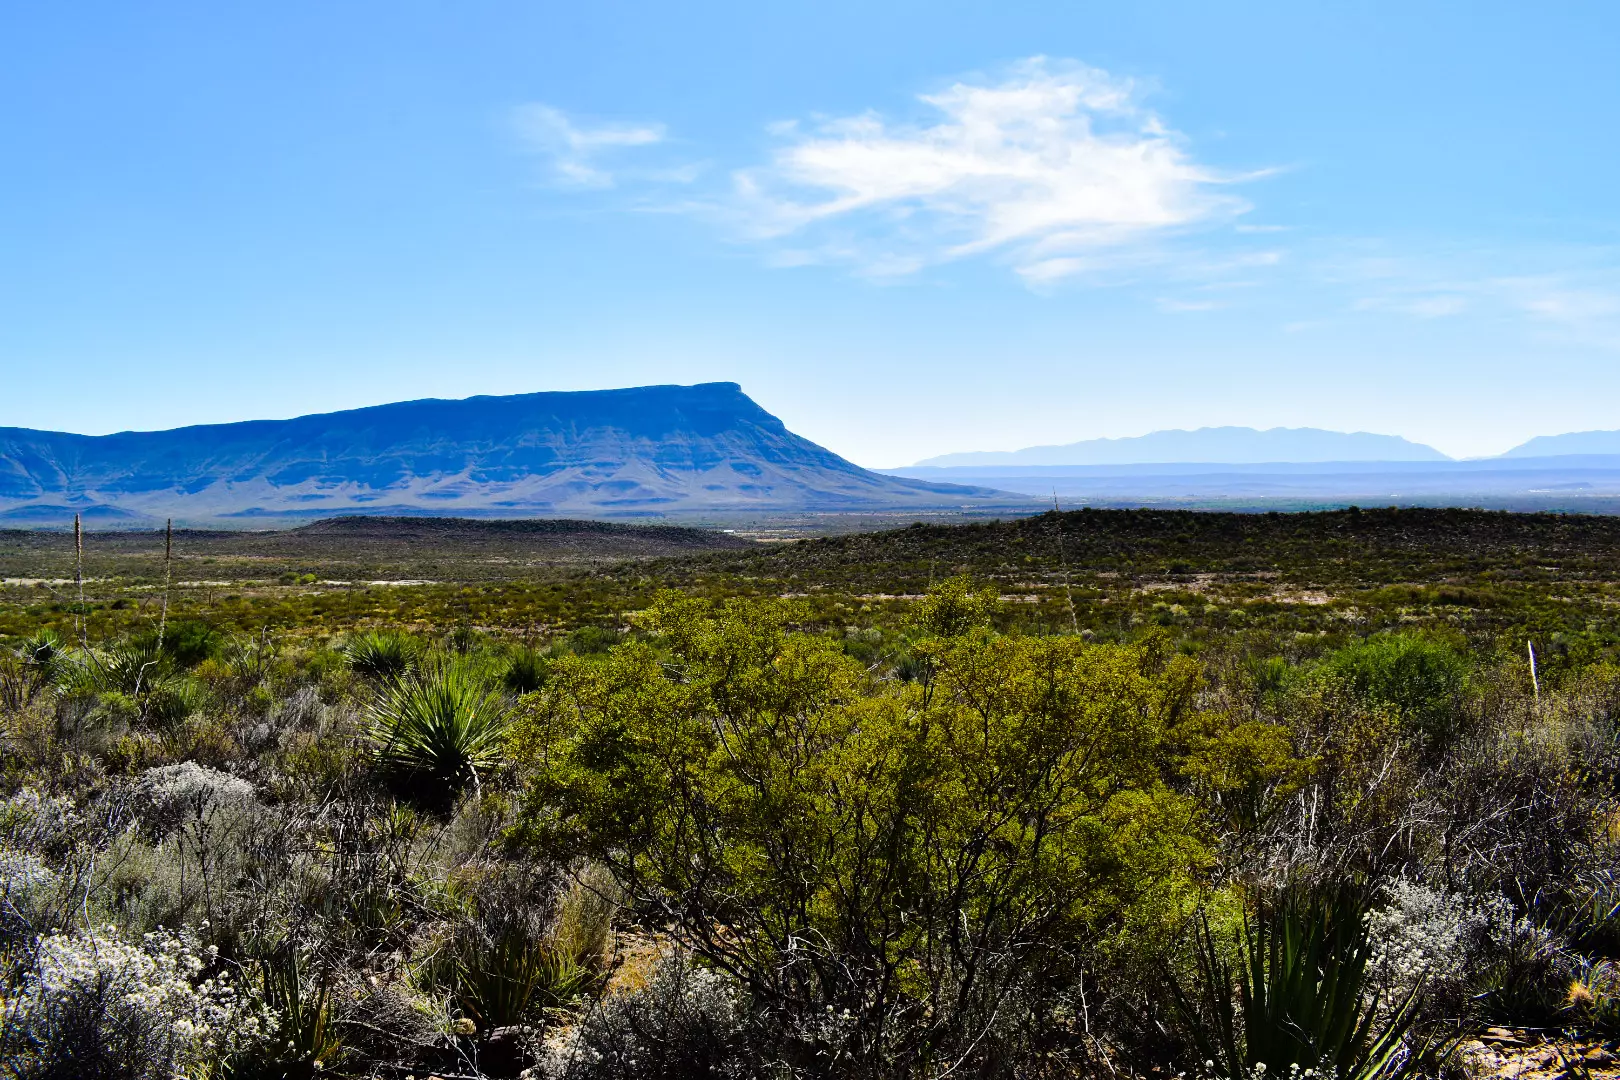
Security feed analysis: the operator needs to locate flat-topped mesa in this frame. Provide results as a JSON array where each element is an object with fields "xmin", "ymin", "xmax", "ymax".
[{"xmin": 0, "ymin": 382, "xmax": 1021, "ymax": 524}]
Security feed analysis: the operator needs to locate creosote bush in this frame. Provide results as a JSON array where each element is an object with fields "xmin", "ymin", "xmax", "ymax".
[{"xmin": 512, "ymin": 582, "xmax": 1213, "ymax": 1074}]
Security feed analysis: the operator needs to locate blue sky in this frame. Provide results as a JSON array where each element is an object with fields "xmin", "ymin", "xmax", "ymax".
[{"xmin": 2, "ymin": 2, "xmax": 1618, "ymax": 466}]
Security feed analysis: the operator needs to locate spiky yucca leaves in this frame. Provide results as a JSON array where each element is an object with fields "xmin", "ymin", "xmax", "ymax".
[
  {"xmin": 57, "ymin": 642, "xmax": 167, "ymax": 696},
  {"xmin": 368, "ymin": 663, "xmax": 509, "ymax": 801},
  {"xmin": 17, "ymin": 629, "xmax": 66, "ymax": 679},
  {"xmin": 501, "ymin": 647, "xmax": 551, "ymax": 695},
  {"xmin": 344, "ymin": 630, "xmax": 421, "ymax": 683},
  {"xmin": 449, "ymin": 918, "xmax": 588, "ymax": 1032},
  {"xmin": 1171, "ymin": 886, "xmax": 1432, "ymax": 1080},
  {"xmin": 249, "ymin": 945, "xmax": 344, "ymax": 1079}
]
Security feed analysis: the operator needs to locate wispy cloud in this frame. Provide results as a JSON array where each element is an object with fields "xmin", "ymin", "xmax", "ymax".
[
  {"xmin": 725, "ymin": 58, "xmax": 1250, "ymax": 279},
  {"xmin": 1504, "ymin": 280, "xmax": 1620, "ymax": 324},
  {"xmin": 1333, "ymin": 244, "xmax": 1620, "ymax": 342},
  {"xmin": 511, "ymin": 104, "xmax": 666, "ymax": 188}
]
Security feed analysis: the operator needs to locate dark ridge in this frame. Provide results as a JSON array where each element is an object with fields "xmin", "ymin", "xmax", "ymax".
[
  {"xmin": 293, "ymin": 514, "xmax": 753, "ymax": 547},
  {"xmin": 695, "ymin": 506, "xmax": 1620, "ymax": 590}
]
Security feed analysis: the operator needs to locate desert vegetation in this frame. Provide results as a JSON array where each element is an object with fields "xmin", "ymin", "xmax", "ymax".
[{"xmin": 2, "ymin": 509, "xmax": 1619, "ymax": 1078}]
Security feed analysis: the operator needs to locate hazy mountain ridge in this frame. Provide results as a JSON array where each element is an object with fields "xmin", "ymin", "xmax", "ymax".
[
  {"xmin": 0, "ymin": 383, "xmax": 1019, "ymax": 524},
  {"xmin": 915, "ymin": 426, "xmax": 1450, "ymax": 467},
  {"xmin": 886, "ymin": 454, "xmax": 1620, "ymax": 510},
  {"xmin": 1500, "ymin": 430, "xmax": 1620, "ymax": 458}
]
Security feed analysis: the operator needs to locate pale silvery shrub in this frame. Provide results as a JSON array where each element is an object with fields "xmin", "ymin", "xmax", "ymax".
[
  {"xmin": 134, "ymin": 763, "xmax": 257, "ymax": 847},
  {"xmin": 0, "ymin": 789, "xmax": 82, "ymax": 854},
  {"xmin": 1365, "ymin": 880, "xmax": 1483, "ymax": 1001},
  {"xmin": 541, "ymin": 950, "xmax": 750, "ymax": 1080},
  {"xmin": 0, "ymin": 923, "xmax": 266, "ymax": 1080},
  {"xmin": 136, "ymin": 763, "xmax": 255, "ymax": 810},
  {"xmin": 0, "ymin": 847, "xmax": 59, "ymax": 944},
  {"xmin": 0, "ymin": 848, "xmax": 56, "ymax": 895}
]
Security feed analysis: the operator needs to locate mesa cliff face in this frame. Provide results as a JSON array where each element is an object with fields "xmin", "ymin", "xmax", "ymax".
[{"xmin": 0, "ymin": 382, "xmax": 1014, "ymax": 524}]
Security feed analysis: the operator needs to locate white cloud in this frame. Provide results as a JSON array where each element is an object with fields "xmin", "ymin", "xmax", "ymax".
[
  {"xmin": 727, "ymin": 58, "xmax": 1248, "ymax": 279},
  {"xmin": 512, "ymin": 104, "xmax": 665, "ymax": 188}
]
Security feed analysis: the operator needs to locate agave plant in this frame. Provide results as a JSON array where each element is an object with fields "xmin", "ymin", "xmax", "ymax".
[
  {"xmin": 368, "ymin": 662, "xmax": 509, "ymax": 799},
  {"xmin": 344, "ymin": 630, "xmax": 421, "ymax": 683},
  {"xmin": 1170, "ymin": 886, "xmax": 1436, "ymax": 1080}
]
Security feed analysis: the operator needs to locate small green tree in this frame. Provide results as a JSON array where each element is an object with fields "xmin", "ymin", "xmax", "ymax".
[{"xmin": 512, "ymin": 583, "xmax": 1211, "ymax": 1074}]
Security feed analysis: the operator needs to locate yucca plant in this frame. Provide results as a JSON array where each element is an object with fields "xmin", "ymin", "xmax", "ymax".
[
  {"xmin": 344, "ymin": 630, "xmax": 421, "ymax": 683},
  {"xmin": 501, "ymin": 647, "xmax": 551, "ymax": 695},
  {"xmin": 1170, "ymin": 886, "xmax": 1434, "ymax": 1080},
  {"xmin": 57, "ymin": 642, "xmax": 166, "ymax": 697},
  {"xmin": 1566, "ymin": 959, "xmax": 1620, "ymax": 1033},
  {"xmin": 252, "ymin": 945, "xmax": 344, "ymax": 1079},
  {"xmin": 17, "ymin": 629, "xmax": 66, "ymax": 682},
  {"xmin": 447, "ymin": 915, "xmax": 590, "ymax": 1032},
  {"xmin": 368, "ymin": 662, "xmax": 509, "ymax": 800}
]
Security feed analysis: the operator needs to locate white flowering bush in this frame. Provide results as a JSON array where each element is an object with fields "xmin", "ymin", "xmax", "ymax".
[
  {"xmin": 0, "ymin": 789, "xmax": 82, "ymax": 855},
  {"xmin": 1364, "ymin": 881, "xmax": 1588, "ymax": 1024},
  {"xmin": 541, "ymin": 950, "xmax": 751, "ymax": 1080},
  {"xmin": 0, "ymin": 924, "xmax": 266, "ymax": 1079},
  {"xmin": 136, "ymin": 763, "xmax": 255, "ymax": 824},
  {"xmin": 1365, "ymin": 881, "xmax": 1484, "ymax": 1004}
]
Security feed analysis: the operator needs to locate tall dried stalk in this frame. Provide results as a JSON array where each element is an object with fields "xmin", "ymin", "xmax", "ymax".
[
  {"xmin": 1052, "ymin": 493, "xmax": 1079, "ymax": 635},
  {"xmin": 74, "ymin": 512, "xmax": 86, "ymax": 649},
  {"xmin": 156, "ymin": 519, "xmax": 173, "ymax": 654}
]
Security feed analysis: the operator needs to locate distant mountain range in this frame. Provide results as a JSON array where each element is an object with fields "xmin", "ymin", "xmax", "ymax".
[
  {"xmin": 891, "ymin": 425, "xmax": 1620, "ymax": 510},
  {"xmin": 11, "ymin": 390, "xmax": 1620, "ymax": 526},
  {"xmin": 913, "ymin": 426, "xmax": 1450, "ymax": 467},
  {"xmin": 0, "ymin": 383, "xmax": 1023, "ymax": 525},
  {"xmin": 1500, "ymin": 430, "xmax": 1620, "ymax": 458},
  {"xmin": 913, "ymin": 425, "xmax": 1620, "ymax": 467}
]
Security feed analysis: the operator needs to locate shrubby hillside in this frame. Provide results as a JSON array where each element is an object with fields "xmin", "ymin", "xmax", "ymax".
[{"xmin": 2, "ymin": 510, "xmax": 1619, "ymax": 1077}]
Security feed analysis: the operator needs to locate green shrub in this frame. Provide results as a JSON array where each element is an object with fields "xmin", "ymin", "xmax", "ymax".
[
  {"xmin": 1318, "ymin": 634, "xmax": 1470, "ymax": 745},
  {"xmin": 565, "ymin": 624, "xmax": 619, "ymax": 656},
  {"xmin": 156, "ymin": 619, "xmax": 221, "ymax": 668},
  {"xmin": 513, "ymin": 586, "xmax": 1210, "ymax": 1073},
  {"xmin": 501, "ymin": 647, "xmax": 551, "ymax": 695}
]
